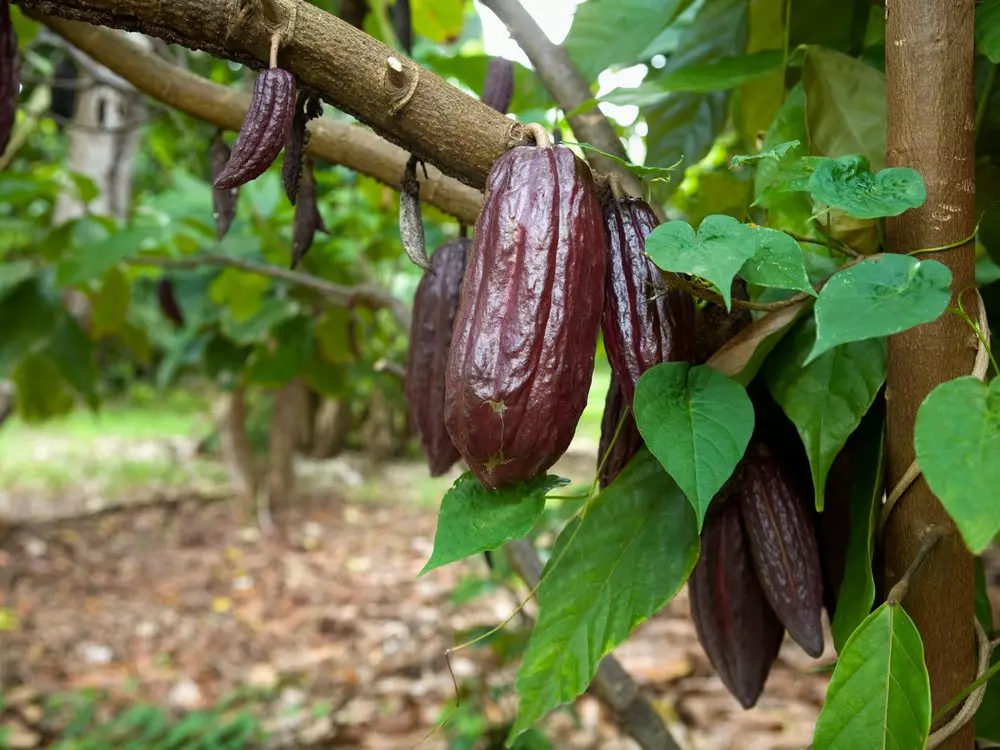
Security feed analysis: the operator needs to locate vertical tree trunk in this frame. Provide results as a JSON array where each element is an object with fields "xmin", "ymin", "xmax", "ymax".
[
  {"xmin": 884, "ymin": 3, "xmax": 977, "ymax": 746},
  {"xmin": 217, "ymin": 384, "xmax": 259, "ymax": 503},
  {"xmin": 263, "ymin": 379, "xmax": 302, "ymax": 530}
]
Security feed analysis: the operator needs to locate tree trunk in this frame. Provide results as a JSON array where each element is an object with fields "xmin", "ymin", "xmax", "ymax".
[
  {"xmin": 262, "ymin": 380, "xmax": 302, "ymax": 530},
  {"xmin": 217, "ymin": 384, "xmax": 259, "ymax": 502},
  {"xmin": 883, "ymin": 3, "xmax": 977, "ymax": 747}
]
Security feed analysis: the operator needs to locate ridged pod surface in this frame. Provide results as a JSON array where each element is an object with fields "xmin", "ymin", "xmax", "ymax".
[
  {"xmin": 597, "ymin": 371, "xmax": 644, "ymax": 489},
  {"xmin": 209, "ymin": 136, "xmax": 238, "ymax": 241},
  {"xmin": 213, "ymin": 68, "xmax": 296, "ymax": 190},
  {"xmin": 282, "ymin": 91, "xmax": 322, "ymax": 205},
  {"xmin": 481, "ymin": 57, "xmax": 514, "ymax": 115},
  {"xmin": 739, "ymin": 441, "xmax": 825, "ymax": 657},
  {"xmin": 444, "ymin": 143, "xmax": 606, "ymax": 489},
  {"xmin": 0, "ymin": 0, "xmax": 18, "ymax": 156},
  {"xmin": 689, "ymin": 494, "xmax": 785, "ymax": 709},
  {"xmin": 601, "ymin": 198, "xmax": 695, "ymax": 401},
  {"xmin": 291, "ymin": 158, "xmax": 328, "ymax": 269},
  {"xmin": 405, "ymin": 238, "xmax": 470, "ymax": 476}
]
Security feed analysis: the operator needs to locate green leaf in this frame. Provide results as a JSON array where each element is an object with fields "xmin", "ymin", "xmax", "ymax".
[
  {"xmin": 409, "ymin": 0, "xmax": 465, "ymax": 43},
  {"xmin": 55, "ymin": 226, "xmax": 155, "ymax": 286},
  {"xmin": 976, "ymin": 0, "xmax": 1000, "ymax": 63},
  {"xmin": 802, "ymin": 46, "xmax": 886, "ymax": 170},
  {"xmin": 209, "ymin": 268, "xmax": 271, "ymax": 323},
  {"xmin": 419, "ymin": 473, "xmax": 567, "ymax": 576},
  {"xmin": 90, "ymin": 267, "xmax": 131, "ymax": 339},
  {"xmin": 827, "ymin": 398, "xmax": 885, "ymax": 652},
  {"xmin": 0, "ymin": 261, "xmax": 36, "ymax": 300},
  {"xmin": 915, "ymin": 376, "xmax": 1000, "ymax": 553},
  {"xmin": 808, "ymin": 255, "xmax": 952, "ymax": 364},
  {"xmin": 12, "ymin": 354, "xmax": 76, "ymax": 424},
  {"xmin": 314, "ymin": 307, "xmax": 355, "ymax": 364},
  {"xmin": 808, "ymin": 155, "xmax": 926, "ymax": 220},
  {"xmin": 976, "ymin": 649, "xmax": 1000, "ymax": 742},
  {"xmin": 813, "ymin": 602, "xmax": 930, "ymax": 750},
  {"xmin": 732, "ymin": 139, "xmax": 801, "ymax": 167},
  {"xmin": 975, "ymin": 556, "xmax": 994, "ymax": 632},
  {"xmin": 565, "ymin": 141, "xmax": 682, "ymax": 184},
  {"xmin": 655, "ymin": 50, "xmax": 785, "ymax": 93},
  {"xmin": 633, "ymin": 363, "xmax": 754, "ymax": 528},
  {"xmin": 0, "ymin": 279, "xmax": 61, "ymax": 380},
  {"xmin": 244, "ymin": 316, "xmax": 314, "ymax": 386},
  {"xmin": 645, "ymin": 215, "xmax": 757, "ymax": 310},
  {"xmin": 736, "ymin": 0, "xmax": 786, "ymax": 148},
  {"xmin": 765, "ymin": 315, "xmax": 886, "ymax": 510},
  {"xmin": 739, "ymin": 225, "xmax": 815, "ymax": 295},
  {"xmin": 47, "ymin": 313, "xmax": 99, "ymax": 409},
  {"xmin": 509, "ymin": 449, "xmax": 699, "ymax": 742},
  {"xmin": 221, "ymin": 298, "xmax": 298, "ymax": 345}
]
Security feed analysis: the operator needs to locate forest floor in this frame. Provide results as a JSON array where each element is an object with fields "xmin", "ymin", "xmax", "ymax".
[{"xmin": 0, "ymin": 393, "xmax": 991, "ymax": 750}]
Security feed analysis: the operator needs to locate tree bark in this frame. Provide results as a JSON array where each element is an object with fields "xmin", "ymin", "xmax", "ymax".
[
  {"xmin": 217, "ymin": 384, "xmax": 259, "ymax": 502},
  {"xmin": 264, "ymin": 379, "xmax": 302, "ymax": 529},
  {"xmin": 883, "ymin": 3, "xmax": 977, "ymax": 746},
  {"xmin": 35, "ymin": 14, "xmax": 484, "ymax": 224},
  {"xmin": 16, "ymin": 0, "xmax": 530, "ymax": 190}
]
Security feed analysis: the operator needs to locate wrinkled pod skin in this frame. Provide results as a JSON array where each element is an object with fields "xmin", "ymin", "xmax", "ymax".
[
  {"xmin": 405, "ymin": 238, "xmax": 471, "ymax": 476},
  {"xmin": 444, "ymin": 144, "xmax": 607, "ymax": 489},
  {"xmin": 282, "ymin": 91, "xmax": 323, "ymax": 205},
  {"xmin": 689, "ymin": 492, "xmax": 785, "ymax": 710},
  {"xmin": 597, "ymin": 371, "xmax": 644, "ymax": 489},
  {"xmin": 209, "ymin": 136, "xmax": 238, "ymax": 241},
  {"xmin": 0, "ymin": 0, "xmax": 18, "ymax": 157},
  {"xmin": 601, "ymin": 198, "xmax": 695, "ymax": 402},
  {"xmin": 291, "ymin": 158, "xmax": 328, "ymax": 269},
  {"xmin": 213, "ymin": 68, "xmax": 296, "ymax": 190},
  {"xmin": 739, "ymin": 440, "xmax": 826, "ymax": 657},
  {"xmin": 481, "ymin": 57, "xmax": 515, "ymax": 115}
]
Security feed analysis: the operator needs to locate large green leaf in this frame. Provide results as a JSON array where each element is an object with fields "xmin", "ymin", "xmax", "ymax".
[
  {"xmin": 764, "ymin": 315, "xmax": 886, "ymax": 510},
  {"xmin": 244, "ymin": 316, "xmax": 314, "ymax": 386},
  {"xmin": 736, "ymin": 0, "xmax": 786, "ymax": 147},
  {"xmin": 11, "ymin": 354, "xmax": 76, "ymax": 424},
  {"xmin": 410, "ymin": 0, "xmax": 465, "ymax": 43},
  {"xmin": 420, "ymin": 473, "xmax": 567, "ymax": 575},
  {"xmin": 209, "ymin": 268, "xmax": 271, "ymax": 323},
  {"xmin": 0, "ymin": 279, "xmax": 61, "ymax": 380},
  {"xmin": 632, "ymin": 363, "xmax": 754, "ymax": 528},
  {"xmin": 645, "ymin": 214, "xmax": 757, "ymax": 310},
  {"xmin": 55, "ymin": 225, "xmax": 158, "ymax": 286},
  {"xmin": 90, "ymin": 267, "xmax": 131, "ymax": 339},
  {"xmin": 808, "ymin": 155, "xmax": 926, "ymax": 219},
  {"xmin": 47, "ymin": 313, "xmax": 99, "ymax": 409},
  {"xmin": 789, "ymin": 0, "xmax": 866, "ymax": 52},
  {"xmin": 808, "ymin": 255, "xmax": 952, "ymax": 363},
  {"xmin": 813, "ymin": 602, "xmax": 931, "ymax": 750},
  {"xmin": 509, "ymin": 449, "xmax": 699, "ymax": 742},
  {"xmin": 803, "ymin": 47, "xmax": 886, "ymax": 170},
  {"xmin": 915, "ymin": 376, "xmax": 1000, "ymax": 553},
  {"xmin": 563, "ymin": 0, "xmax": 688, "ymax": 83},
  {"xmin": 739, "ymin": 224, "xmax": 815, "ymax": 295},
  {"xmin": 977, "ymin": 0, "xmax": 1000, "ymax": 63}
]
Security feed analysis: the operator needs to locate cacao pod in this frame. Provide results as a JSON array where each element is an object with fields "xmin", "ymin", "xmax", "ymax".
[
  {"xmin": 282, "ymin": 91, "xmax": 322, "ymax": 205},
  {"xmin": 399, "ymin": 156, "xmax": 431, "ymax": 272},
  {"xmin": 405, "ymin": 238, "xmax": 471, "ymax": 476},
  {"xmin": 392, "ymin": 0, "xmax": 413, "ymax": 55},
  {"xmin": 156, "ymin": 277, "xmax": 185, "ymax": 328},
  {"xmin": 601, "ymin": 197, "xmax": 695, "ymax": 401},
  {"xmin": 444, "ymin": 140, "xmax": 606, "ymax": 489},
  {"xmin": 689, "ymin": 492, "xmax": 785, "ymax": 709},
  {"xmin": 739, "ymin": 440, "xmax": 825, "ymax": 657},
  {"xmin": 597, "ymin": 371, "xmax": 644, "ymax": 489},
  {"xmin": 0, "ymin": 0, "xmax": 18, "ymax": 157},
  {"xmin": 209, "ymin": 135, "xmax": 238, "ymax": 241},
  {"xmin": 213, "ymin": 68, "xmax": 295, "ymax": 190},
  {"xmin": 481, "ymin": 57, "xmax": 515, "ymax": 115},
  {"xmin": 291, "ymin": 157, "xmax": 328, "ymax": 269}
]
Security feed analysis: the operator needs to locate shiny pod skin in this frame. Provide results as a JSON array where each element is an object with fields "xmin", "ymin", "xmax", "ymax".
[
  {"xmin": 601, "ymin": 197, "xmax": 695, "ymax": 402},
  {"xmin": 739, "ymin": 440, "xmax": 826, "ymax": 658},
  {"xmin": 0, "ymin": 0, "xmax": 18, "ymax": 157},
  {"xmin": 405, "ymin": 238, "xmax": 470, "ymax": 476},
  {"xmin": 689, "ymin": 493, "xmax": 785, "ymax": 709},
  {"xmin": 597, "ymin": 371, "xmax": 644, "ymax": 489},
  {"xmin": 444, "ymin": 143, "xmax": 606, "ymax": 489},
  {"xmin": 213, "ymin": 68, "xmax": 296, "ymax": 190}
]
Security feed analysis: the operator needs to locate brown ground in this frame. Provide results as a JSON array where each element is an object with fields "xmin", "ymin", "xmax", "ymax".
[{"xmin": 0, "ymin": 450, "xmax": 869, "ymax": 750}]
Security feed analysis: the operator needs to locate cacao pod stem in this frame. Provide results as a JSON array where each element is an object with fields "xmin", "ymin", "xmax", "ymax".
[{"xmin": 399, "ymin": 155, "xmax": 432, "ymax": 273}]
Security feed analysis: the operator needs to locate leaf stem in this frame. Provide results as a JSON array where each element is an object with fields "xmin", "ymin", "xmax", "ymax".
[
  {"xmin": 932, "ymin": 648, "xmax": 1000, "ymax": 724},
  {"xmin": 886, "ymin": 527, "xmax": 944, "ymax": 605},
  {"xmin": 950, "ymin": 288, "xmax": 999, "ymax": 375},
  {"xmin": 787, "ymin": 232, "xmax": 864, "ymax": 259},
  {"xmin": 976, "ymin": 63, "xmax": 997, "ymax": 140}
]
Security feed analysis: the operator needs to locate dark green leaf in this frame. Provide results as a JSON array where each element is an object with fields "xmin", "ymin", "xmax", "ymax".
[
  {"xmin": 976, "ymin": 649, "xmax": 1000, "ymax": 741},
  {"xmin": 808, "ymin": 155, "xmax": 926, "ymax": 219},
  {"xmin": 420, "ymin": 473, "xmax": 567, "ymax": 575},
  {"xmin": 55, "ymin": 226, "xmax": 156, "ymax": 286},
  {"xmin": 0, "ymin": 279, "xmax": 61, "ymax": 380},
  {"xmin": 653, "ymin": 50, "xmax": 785, "ymax": 93},
  {"xmin": 47, "ymin": 313, "xmax": 99, "ymax": 409},
  {"xmin": 975, "ymin": 557, "xmax": 994, "ymax": 632},
  {"xmin": 976, "ymin": 0, "xmax": 1000, "ymax": 63},
  {"xmin": 244, "ymin": 316, "xmax": 314, "ymax": 386},
  {"xmin": 12, "ymin": 354, "xmax": 76, "ymax": 424}
]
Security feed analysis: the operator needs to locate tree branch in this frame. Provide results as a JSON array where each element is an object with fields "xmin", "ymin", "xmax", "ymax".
[
  {"xmin": 33, "ymin": 13, "xmax": 484, "ymax": 225},
  {"xmin": 503, "ymin": 539, "xmax": 683, "ymax": 750},
  {"xmin": 15, "ymin": 0, "xmax": 528, "ymax": 191},
  {"xmin": 478, "ymin": 0, "xmax": 647, "ymax": 203},
  {"xmin": 128, "ymin": 253, "xmax": 410, "ymax": 329}
]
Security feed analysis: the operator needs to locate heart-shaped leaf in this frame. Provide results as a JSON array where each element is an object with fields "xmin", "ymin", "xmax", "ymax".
[
  {"xmin": 633, "ymin": 362, "xmax": 755, "ymax": 529},
  {"xmin": 739, "ymin": 225, "xmax": 816, "ymax": 295},
  {"xmin": 645, "ymin": 215, "xmax": 758, "ymax": 310},
  {"xmin": 915, "ymin": 376, "xmax": 1000, "ymax": 553},
  {"xmin": 808, "ymin": 255, "xmax": 952, "ymax": 364},
  {"xmin": 808, "ymin": 155, "xmax": 927, "ymax": 220}
]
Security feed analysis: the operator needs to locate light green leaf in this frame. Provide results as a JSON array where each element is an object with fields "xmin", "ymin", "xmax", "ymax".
[
  {"xmin": 410, "ymin": 0, "xmax": 465, "ymax": 43},
  {"xmin": 765, "ymin": 315, "xmax": 886, "ymax": 510},
  {"xmin": 739, "ymin": 225, "xmax": 815, "ymax": 295},
  {"xmin": 221, "ymin": 298, "xmax": 299, "ymax": 346},
  {"xmin": 976, "ymin": 0, "xmax": 1000, "ymax": 63},
  {"xmin": 509, "ymin": 449, "xmax": 699, "ymax": 741},
  {"xmin": 915, "ymin": 376, "xmax": 1000, "ymax": 553},
  {"xmin": 732, "ymin": 139, "xmax": 801, "ymax": 167},
  {"xmin": 808, "ymin": 255, "xmax": 952, "ymax": 364},
  {"xmin": 645, "ymin": 215, "xmax": 757, "ymax": 310},
  {"xmin": 0, "ymin": 261, "xmax": 36, "ymax": 300},
  {"xmin": 808, "ymin": 155, "xmax": 926, "ymax": 219},
  {"xmin": 90, "ymin": 267, "xmax": 130, "ymax": 339},
  {"xmin": 420, "ymin": 473, "xmax": 567, "ymax": 576},
  {"xmin": 314, "ymin": 307, "xmax": 355, "ymax": 364},
  {"xmin": 803, "ymin": 46, "xmax": 886, "ymax": 170},
  {"xmin": 813, "ymin": 602, "xmax": 930, "ymax": 750},
  {"xmin": 55, "ymin": 226, "xmax": 156, "ymax": 286},
  {"xmin": 209, "ymin": 268, "xmax": 271, "ymax": 323},
  {"xmin": 633, "ymin": 363, "xmax": 754, "ymax": 528},
  {"xmin": 12, "ymin": 354, "xmax": 76, "ymax": 424}
]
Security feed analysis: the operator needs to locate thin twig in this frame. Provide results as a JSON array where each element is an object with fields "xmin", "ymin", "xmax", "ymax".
[
  {"xmin": 886, "ymin": 527, "xmax": 945, "ymax": 605},
  {"xmin": 670, "ymin": 274, "xmax": 812, "ymax": 312},
  {"xmin": 787, "ymin": 232, "xmax": 864, "ymax": 259}
]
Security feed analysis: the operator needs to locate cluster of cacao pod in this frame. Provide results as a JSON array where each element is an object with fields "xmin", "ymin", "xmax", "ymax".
[{"xmin": 1, "ymin": 0, "xmax": 19, "ymax": 158}]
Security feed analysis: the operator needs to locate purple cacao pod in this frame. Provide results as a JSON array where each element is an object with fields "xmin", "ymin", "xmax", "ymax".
[
  {"xmin": 481, "ymin": 57, "xmax": 514, "ymax": 115},
  {"xmin": 213, "ymin": 68, "xmax": 296, "ymax": 190},
  {"xmin": 209, "ymin": 136, "xmax": 238, "ymax": 241},
  {"xmin": 444, "ymin": 143, "xmax": 607, "ymax": 489},
  {"xmin": 406, "ymin": 238, "xmax": 470, "ymax": 476},
  {"xmin": 597, "ymin": 371, "xmax": 644, "ymax": 489},
  {"xmin": 0, "ymin": 0, "xmax": 18, "ymax": 157}
]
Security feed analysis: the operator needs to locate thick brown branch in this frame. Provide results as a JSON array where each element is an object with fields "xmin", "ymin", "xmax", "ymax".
[
  {"xmin": 34, "ymin": 14, "xmax": 484, "ymax": 224},
  {"xmin": 503, "ymin": 539, "xmax": 682, "ymax": 750},
  {"xmin": 16, "ymin": 0, "xmax": 528, "ymax": 190},
  {"xmin": 129, "ymin": 254, "xmax": 409, "ymax": 328},
  {"xmin": 478, "ymin": 0, "xmax": 646, "ymax": 202}
]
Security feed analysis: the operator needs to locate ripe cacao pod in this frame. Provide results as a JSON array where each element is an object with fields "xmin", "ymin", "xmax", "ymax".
[
  {"xmin": 444, "ymin": 139, "xmax": 606, "ymax": 489},
  {"xmin": 0, "ymin": 0, "xmax": 18, "ymax": 157},
  {"xmin": 689, "ymin": 492, "xmax": 785, "ymax": 709},
  {"xmin": 282, "ymin": 91, "xmax": 322, "ymax": 205},
  {"xmin": 213, "ymin": 68, "xmax": 296, "ymax": 190},
  {"xmin": 481, "ymin": 57, "xmax": 515, "ymax": 115},
  {"xmin": 156, "ymin": 277, "xmax": 184, "ymax": 328},
  {"xmin": 739, "ymin": 440, "xmax": 825, "ymax": 657},
  {"xmin": 601, "ymin": 197, "xmax": 695, "ymax": 402},
  {"xmin": 209, "ymin": 135, "xmax": 238, "ymax": 241},
  {"xmin": 597, "ymin": 371, "xmax": 644, "ymax": 489},
  {"xmin": 405, "ymin": 238, "xmax": 470, "ymax": 476}
]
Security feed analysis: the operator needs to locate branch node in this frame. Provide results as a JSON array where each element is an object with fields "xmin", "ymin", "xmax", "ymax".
[{"xmin": 383, "ymin": 57, "xmax": 419, "ymax": 116}]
